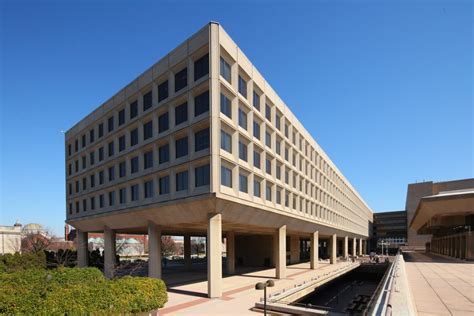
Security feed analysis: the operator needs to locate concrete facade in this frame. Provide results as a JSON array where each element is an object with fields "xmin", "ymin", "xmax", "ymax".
[
  {"xmin": 0, "ymin": 223, "xmax": 22, "ymax": 254},
  {"xmin": 406, "ymin": 178, "xmax": 474, "ymax": 250},
  {"xmin": 65, "ymin": 22, "xmax": 373, "ymax": 297}
]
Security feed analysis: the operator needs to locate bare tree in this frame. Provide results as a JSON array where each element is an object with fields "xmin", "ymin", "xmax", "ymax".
[
  {"xmin": 192, "ymin": 237, "xmax": 206, "ymax": 256},
  {"xmin": 161, "ymin": 236, "xmax": 177, "ymax": 257},
  {"xmin": 21, "ymin": 232, "xmax": 51, "ymax": 253}
]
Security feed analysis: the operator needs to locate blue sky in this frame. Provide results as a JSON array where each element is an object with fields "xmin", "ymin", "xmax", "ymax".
[{"xmin": 1, "ymin": 0, "xmax": 472, "ymax": 236}]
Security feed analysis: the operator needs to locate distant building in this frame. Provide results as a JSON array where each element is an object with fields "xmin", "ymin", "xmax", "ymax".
[
  {"xmin": 406, "ymin": 178, "xmax": 474, "ymax": 250},
  {"xmin": 371, "ymin": 211, "xmax": 407, "ymax": 253},
  {"xmin": 22, "ymin": 223, "xmax": 49, "ymax": 237},
  {"xmin": 409, "ymin": 180, "xmax": 474, "ymax": 260},
  {"xmin": 0, "ymin": 222, "xmax": 22, "ymax": 254}
]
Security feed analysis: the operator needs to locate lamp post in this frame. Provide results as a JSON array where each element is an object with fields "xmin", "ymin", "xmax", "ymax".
[{"xmin": 255, "ymin": 280, "xmax": 275, "ymax": 316}]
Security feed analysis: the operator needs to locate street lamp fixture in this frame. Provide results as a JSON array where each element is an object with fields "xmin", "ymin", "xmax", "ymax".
[{"xmin": 255, "ymin": 280, "xmax": 275, "ymax": 316}]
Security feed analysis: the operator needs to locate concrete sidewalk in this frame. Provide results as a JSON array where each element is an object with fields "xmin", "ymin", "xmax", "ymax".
[
  {"xmin": 404, "ymin": 252, "xmax": 474, "ymax": 316},
  {"xmin": 158, "ymin": 260, "xmax": 357, "ymax": 315}
]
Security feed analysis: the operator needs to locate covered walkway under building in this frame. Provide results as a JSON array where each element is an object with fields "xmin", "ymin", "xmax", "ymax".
[{"xmin": 410, "ymin": 189, "xmax": 474, "ymax": 261}]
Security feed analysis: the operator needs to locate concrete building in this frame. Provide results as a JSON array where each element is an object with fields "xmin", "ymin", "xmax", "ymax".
[
  {"xmin": 370, "ymin": 210, "xmax": 407, "ymax": 253},
  {"xmin": 65, "ymin": 22, "xmax": 373, "ymax": 297},
  {"xmin": 406, "ymin": 178, "xmax": 474, "ymax": 250},
  {"xmin": 410, "ymin": 185, "xmax": 474, "ymax": 260},
  {"xmin": 0, "ymin": 222, "xmax": 22, "ymax": 254}
]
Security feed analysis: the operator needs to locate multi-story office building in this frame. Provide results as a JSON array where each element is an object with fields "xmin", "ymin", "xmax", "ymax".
[
  {"xmin": 405, "ymin": 178, "xmax": 474, "ymax": 250},
  {"xmin": 370, "ymin": 210, "xmax": 407, "ymax": 253},
  {"xmin": 65, "ymin": 22, "xmax": 373, "ymax": 298}
]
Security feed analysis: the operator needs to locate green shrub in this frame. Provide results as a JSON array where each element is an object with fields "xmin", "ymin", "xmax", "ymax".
[
  {"xmin": 0, "ymin": 251, "xmax": 46, "ymax": 273},
  {"xmin": 0, "ymin": 267, "xmax": 167, "ymax": 315}
]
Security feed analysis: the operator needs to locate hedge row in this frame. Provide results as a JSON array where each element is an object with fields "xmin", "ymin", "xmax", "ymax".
[
  {"xmin": 0, "ymin": 267, "xmax": 167, "ymax": 314},
  {"xmin": 0, "ymin": 251, "xmax": 46, "ymax": 273}
]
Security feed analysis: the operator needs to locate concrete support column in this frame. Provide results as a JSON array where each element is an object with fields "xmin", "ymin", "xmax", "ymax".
[
  {"xmin": 184, "ymin": 234, "xmax": 192, "ymax": 271},
  {"xmin": 275, "ymin": 225, "xmax": 286, "ymax": 279},
  {"xmin": 148, "ymin": 221, "xmax": 162, "ymax": 278},
  {"xmin": 226, "ymin": 231, "xmax": 235, "ymax": 274},
  {"xmin": 362, "ymin": 239, "xmax": 366, "ymax": 255},
  {"xmin": 343, "ymin": 236, "xmax": 349, "ymax": 259},
  {"xmin": 310, "ymin": 231, "xmax": 319, "ymax": 269},
  {"xmin": 358, "ymin": 238, "xmax": 363, "ymax": 256},
  {"xmin": 76, "ymin": 230, "xmax": 88, "ymax": 268},
  {"xmin": 207, "ymin": 213, "xmax": 222, "ymax": 298},
  {"xmin": 329, "ymin": 234, "xmax": 337, "ymax": 264},
  {"xmin": 104, "ymin": 226, "xmax": 116, "ymax": 279},
  {"xmin": 352, "ymin": 238, "xmax": 357, "ymax": 257}
]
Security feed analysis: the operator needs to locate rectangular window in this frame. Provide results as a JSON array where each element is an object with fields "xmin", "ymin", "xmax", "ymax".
[
  {"xmin": 239, "ymin": 141, "xmax": 247, "ymax": 161},
  {"xmin": 90, "ymin": 197, "xmax": 95, "ymax": 210},
  {"xmin": 276, "ymin": 141, "xmax": 281, "ymax": 155},
  {"xmin": 265, "ymin": 104, "xmax": 271, "ymax": 121},
  {"xmin": 143, "ymin": 121, "xmax": 153, "ymax": 140},
  {"xmin": 119, "ymin": 188, "xmax": 126, "ymax": 204},
  {"xmin": 239, "ymin": 174, "xmax": 248, "ymax": 193},
  {"xmin": 108, "ymin": 116, "xmax": 114, "ymax": 132},
  {"xmin": 253, "ymin": 91, "xmax": 260, "ymax": 111},
  {"xmin": 83, "ymin": 199, "xmax": 87, "ymax": 212},
  {"xmin": 131, "ymin": 184, "xmax": 139, "ymax": 201},
  {"xmin": 90, "ymin": 174, "xmax": 95, "ymax": 188},
  {"xmin": 144, "ymin": 180, "xmax": 154, "ymax": 198},
  {"xmin": 275, "ymin": 113, "xmax": 281, "ymax": 130},
  {"xmin": 220, "ymin": 57, "xmax": 231, "ymax": 83},
  {"xmin": 130, "ymin": 128, "xmax": 138, "ymax": 146},
  {"xmin": 158, "ymin": 80, "xmax": 168, "ymax": 102},
  {"xmin": 108, "ymin": 166, "xmax": 115, "ymax": 181},
  {"xmin": 89, "ymin": 129, "xmax": 95, "ymax": 143},
  {"xmin": 276, "ymin": 190, "xmax": 281, "ymax": 204},
  {"xmin": 75, "ymin": 160, "xmax": 78, "ymax": 172},
  {"xmin": 176, "ymin": 171, "xmax": 189, "ymax": 191},
  {"xmin": 158, "ymin": 112, "xmax": 169, "ymax": 133},
  {"xmin": 119, "ymin": 135, "xmax": 125, "ymax": 152},
  {"xmin": 238, "ymin": 108, "xmax": 247, "ymax": 130},
  {"xmin": 194, "ymin": 54, "xmax": 209, "ymax": 81},
  {"xmin": 194, "ymin": 128, "xmax": 210, "ymax": 152},
  {"xmin": 130, "ymin": 101, "xmax": 138, "ymax": 119},
  {"xmin": 143, "ymin": 91, "xmax": 152, "ymax": 111},
  {"xmin": 119, "ymin": 161, "xmax": 126, "ymax": 178},
  {"xmin": 266, "ymin": 185, "xmax": 272, "ymax": 201},
  {"xmin": 238, "ymin": 75, "xmax": 247, "ymax": 98},
  {"xmin": 82, "ymin": 177, "xmax": 86, "ymax": 190},
  {"xmin": 75, "ymin": 180, "xmax": 79, "ymax": 193},
  {"xmin": 109, "ymin": 191, "xmax": 115, "ymax": 206},
  {"xmin": 82, "ymin": 156, "xmax": 86, "ymax": 169},
  {"xmin": 175, "ymin": 102, "xmax": 188, "ymax": 125},
  {"xmin": 254, "ymin": 180, "xmax": 261, "ymax": 197},
  {"xmin": 68, "ymin": 144, "xmax": 72, "ymax": 156},
  {"xmin": 68, "ymin": 163, "xmax": 72, "ymax": 176},
  {"xmin": 131, "ymin": 156, "xmax": 139, "ymax": 173},
  {"xmin": 144, "ymin": 151, "xmax": 153, "ymax": 169},
  {"xmin": 220, "ymin": 131, "xmax": 232, "ymax": 153},
  {"xmin": 253, "ymin": 121, "xmax": 260, "ymax": 139},
  {"xmin": 253, "ymin": 151, "xmax": 260, "ymax": 169},
  {"xmin": 220, "ymin": 93, "xmax": 231, "ymax": 118},
  {"xmin": 266, "ymin": 159, "xmax": 271, "ymax": 174},
  {"xmin": 159, "ymin": 176, "xmax": 170, "ymax": 195},
  {"xmin": 276, "ymin": 165, "xmax": 281, "ymax": 180},
  {"xmin": 194, "ymin": 91, "xmax": 209, "ymax": 116},
  {"xmin": 118, "ymin": 109, "xmax": 125, "ymax": 126},
  {"xmin": 175, "ymin": 68, "xmax": 187, "ymax": 92},
  {"xmin": 99, "ymin": 170, "xmax": 104, "ymax": 185},
  {"xmin": 265, "ymin": 132, "xmax": 271, "ymax": 147},
  {"xmin": 98, "ymin": 123, "xmax": 104, "ymax": 138},
  {"xmin": 99, "ymin": 194, "xmax": 104, "ymax": 208},
  {"xmin": 108, "ymin": 141, "xmax": 114, "ymax": 157},
  {"xmin": 81, "ymin": 134, "xmax": 86, "ymax": 148},
  {"xmin": 159, "ymin": 144, "xmax": 169, "ymax": 164},
  {"xmin": 221, "ymin": 166, "xmax": 232, "ymax": 188},
  {"xmin": 195, "ymin": 164, "xmax": 210, "ymax": 187},
  {"xmin": 285, "ymin": 124, "xmax": 289, "ymax": 138},
  {"xmin": 175, "ymin": 137, "xmax": 188, "ymax": 158},
  {"xmin": 75, "ymin": 139, "xmax": 78, "ymax": 152}
]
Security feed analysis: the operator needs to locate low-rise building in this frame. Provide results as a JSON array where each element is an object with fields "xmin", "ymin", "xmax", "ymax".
[
  {"xmin": 0, "ymin": 222, "xmax": 22, "ymax": 254},
  {"xmin": 370, "ymin": 210, "xmax": 407, "ymax": 253}
]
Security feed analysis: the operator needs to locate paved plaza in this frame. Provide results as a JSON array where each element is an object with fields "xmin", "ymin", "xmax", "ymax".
[
  {"xmin": 158, "ymin": 260, "xmax": 357, "ymax": 315},
  {"xmin": 404, "ymin": 252, "xmax": 474, "ymax": 316}
]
